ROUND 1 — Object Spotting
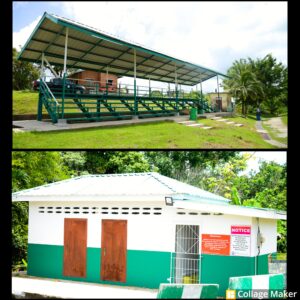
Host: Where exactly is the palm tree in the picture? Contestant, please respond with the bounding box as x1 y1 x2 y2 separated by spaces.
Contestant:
223 59 264 116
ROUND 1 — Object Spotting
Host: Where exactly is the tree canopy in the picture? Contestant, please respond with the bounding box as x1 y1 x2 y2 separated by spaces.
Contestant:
224 54 287 115
13 48 40 90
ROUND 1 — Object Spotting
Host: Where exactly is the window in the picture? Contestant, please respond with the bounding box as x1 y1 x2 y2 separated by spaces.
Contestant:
107 79 113 86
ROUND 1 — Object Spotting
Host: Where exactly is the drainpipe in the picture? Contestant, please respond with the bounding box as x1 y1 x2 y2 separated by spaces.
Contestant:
255 217 261 275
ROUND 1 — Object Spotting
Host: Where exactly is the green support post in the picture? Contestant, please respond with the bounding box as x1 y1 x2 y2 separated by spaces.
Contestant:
37 90 43 121
97 98 100 116
61 73 66 119
134 79 138 115
175 87 179 112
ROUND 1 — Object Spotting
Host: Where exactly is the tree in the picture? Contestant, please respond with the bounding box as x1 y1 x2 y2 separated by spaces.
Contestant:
145 151 238 183
248 54 287 115
13 48 40 90
84 151 151 174
223 59 264 116
12 152 70 266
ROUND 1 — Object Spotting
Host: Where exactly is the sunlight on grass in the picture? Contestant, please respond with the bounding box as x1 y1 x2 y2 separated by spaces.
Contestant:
13 118 275 149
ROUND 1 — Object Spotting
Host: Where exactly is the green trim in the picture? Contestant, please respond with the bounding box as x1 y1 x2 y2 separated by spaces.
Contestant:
27 243 271 297
201 254 255 297
28 243 170 289
257 254 269 274
45 12 59 24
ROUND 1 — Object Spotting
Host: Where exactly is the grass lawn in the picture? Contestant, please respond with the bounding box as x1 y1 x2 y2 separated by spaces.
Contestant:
13 117 275 149
13 90 39 115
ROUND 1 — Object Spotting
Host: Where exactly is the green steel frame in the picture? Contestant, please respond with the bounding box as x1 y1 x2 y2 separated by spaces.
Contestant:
38 81 217 123
19 11 228 123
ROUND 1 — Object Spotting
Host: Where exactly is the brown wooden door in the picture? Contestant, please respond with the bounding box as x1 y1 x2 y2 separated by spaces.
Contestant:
63 218 87 278
101 219 127 282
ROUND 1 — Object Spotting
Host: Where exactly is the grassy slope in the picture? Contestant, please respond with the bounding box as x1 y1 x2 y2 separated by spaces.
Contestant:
13 90 40 115
13 117 275 149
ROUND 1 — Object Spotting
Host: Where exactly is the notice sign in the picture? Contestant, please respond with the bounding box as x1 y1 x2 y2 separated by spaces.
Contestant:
230 225 251 256
202 234 230 256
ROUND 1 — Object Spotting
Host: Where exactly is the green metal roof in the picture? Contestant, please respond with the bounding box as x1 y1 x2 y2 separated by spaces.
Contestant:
17 12 228 86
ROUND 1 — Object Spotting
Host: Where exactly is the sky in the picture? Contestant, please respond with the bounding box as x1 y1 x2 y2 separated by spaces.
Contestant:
242 151 286 174
12 1 287 92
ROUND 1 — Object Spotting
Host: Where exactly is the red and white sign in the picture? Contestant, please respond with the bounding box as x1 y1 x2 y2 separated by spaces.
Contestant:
230 225 251 256
231 226 251 235
202 234 230 256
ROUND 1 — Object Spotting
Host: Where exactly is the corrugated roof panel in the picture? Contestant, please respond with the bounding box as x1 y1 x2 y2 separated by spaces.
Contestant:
18 12 228 85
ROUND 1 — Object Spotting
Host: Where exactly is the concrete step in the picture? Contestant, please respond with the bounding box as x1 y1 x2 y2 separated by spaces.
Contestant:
202 126 213 130
225 121 235 124
234 124 244 127
210 117 222 120
186 123 204 127
216 119 227 122
177 121 196 125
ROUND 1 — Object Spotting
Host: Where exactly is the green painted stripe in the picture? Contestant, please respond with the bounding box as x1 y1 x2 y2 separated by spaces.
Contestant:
27 244 271 297
28 243 170 289
201 254 255 297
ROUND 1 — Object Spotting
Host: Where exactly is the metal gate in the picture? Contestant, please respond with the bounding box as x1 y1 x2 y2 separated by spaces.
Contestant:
170 225 201 284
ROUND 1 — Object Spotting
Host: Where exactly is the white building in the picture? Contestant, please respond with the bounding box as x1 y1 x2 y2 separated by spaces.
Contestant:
12 172 286 296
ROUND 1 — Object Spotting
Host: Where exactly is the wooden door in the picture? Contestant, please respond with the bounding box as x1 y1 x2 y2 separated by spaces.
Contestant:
63 218 87 277
101 219 127 282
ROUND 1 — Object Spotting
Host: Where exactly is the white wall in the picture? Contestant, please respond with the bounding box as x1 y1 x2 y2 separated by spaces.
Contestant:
28 202 277 255
250 218 277 256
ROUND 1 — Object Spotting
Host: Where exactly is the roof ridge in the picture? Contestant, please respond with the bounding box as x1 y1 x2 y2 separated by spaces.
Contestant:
149 173 180 193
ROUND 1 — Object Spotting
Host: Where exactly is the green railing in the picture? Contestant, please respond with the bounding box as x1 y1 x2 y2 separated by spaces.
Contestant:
38 76 223 123
39 78 59 123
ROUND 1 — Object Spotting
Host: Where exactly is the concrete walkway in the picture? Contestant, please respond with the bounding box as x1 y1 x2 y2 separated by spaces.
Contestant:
13 115 189 132
256 120 287 148
264 117 287 138
12 276 158 299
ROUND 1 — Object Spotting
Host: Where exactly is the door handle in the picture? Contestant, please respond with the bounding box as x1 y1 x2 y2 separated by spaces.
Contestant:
103 248 106 256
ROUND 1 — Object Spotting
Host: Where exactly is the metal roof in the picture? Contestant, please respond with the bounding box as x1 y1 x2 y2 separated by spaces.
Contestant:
173 200 286 220
11 172 286 220
17 12 227 86
12 172 230 204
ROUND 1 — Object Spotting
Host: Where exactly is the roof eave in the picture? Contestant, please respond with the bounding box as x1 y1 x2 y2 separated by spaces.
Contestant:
19 12 226 80
173 200 286 220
